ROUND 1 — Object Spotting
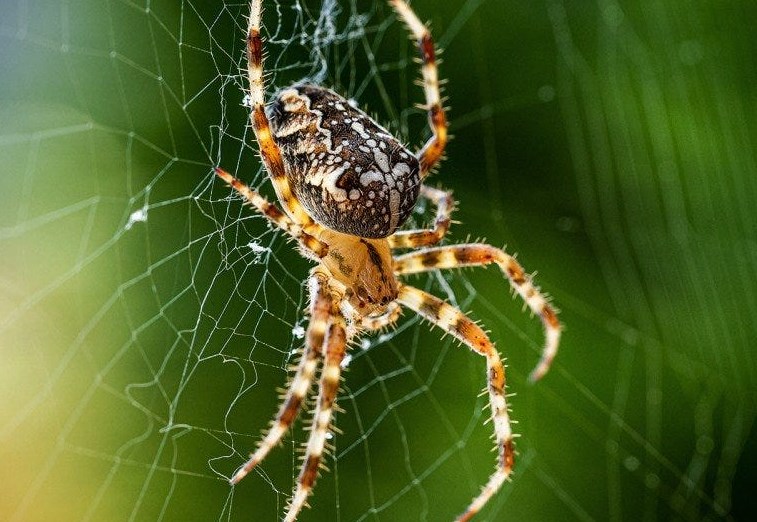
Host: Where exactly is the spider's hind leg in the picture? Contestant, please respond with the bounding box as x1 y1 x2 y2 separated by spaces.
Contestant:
389 0 448 177
388 185 455 249
246 0 315 226
215 167 328 259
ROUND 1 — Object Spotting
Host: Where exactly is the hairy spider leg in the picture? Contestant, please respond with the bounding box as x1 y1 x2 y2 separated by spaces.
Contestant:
388 185 455 249
286 313 348 522
215 167 328 259
396 285 513 522
247 0 316 228
393 244 562 381
230 270 333 485
389 0 448 177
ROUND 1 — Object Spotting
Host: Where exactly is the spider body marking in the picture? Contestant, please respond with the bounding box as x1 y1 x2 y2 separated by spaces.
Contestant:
215 1 563 520
269 84 421 239
318 229 397 314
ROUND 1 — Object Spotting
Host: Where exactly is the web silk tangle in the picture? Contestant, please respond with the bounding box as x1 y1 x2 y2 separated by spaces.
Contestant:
215 1 562 520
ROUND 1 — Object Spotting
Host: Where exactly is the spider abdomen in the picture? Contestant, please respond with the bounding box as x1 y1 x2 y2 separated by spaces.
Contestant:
268 84 421 238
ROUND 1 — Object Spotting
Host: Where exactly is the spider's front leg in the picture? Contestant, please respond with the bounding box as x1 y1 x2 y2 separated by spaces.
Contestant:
388 185 455 249
230 269 333 485
394 244 562 381
286 307 348 522
397 285 513 522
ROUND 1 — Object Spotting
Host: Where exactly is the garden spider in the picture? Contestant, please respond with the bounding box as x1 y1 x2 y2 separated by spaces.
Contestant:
216 0 562 520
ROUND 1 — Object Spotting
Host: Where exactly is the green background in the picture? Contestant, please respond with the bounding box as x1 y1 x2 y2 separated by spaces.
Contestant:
1 0 755 520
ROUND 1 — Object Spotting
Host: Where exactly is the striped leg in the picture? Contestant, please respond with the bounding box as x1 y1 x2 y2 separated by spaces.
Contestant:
286 314 348 521
230 270 333 485
247 0 314 225
397 285 513 522
215 167 328 259
394 244 562 381
389 0 448 177
388 185 455 249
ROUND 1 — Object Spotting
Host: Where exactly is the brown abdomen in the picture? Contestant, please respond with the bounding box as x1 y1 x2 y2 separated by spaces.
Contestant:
268 84 420 238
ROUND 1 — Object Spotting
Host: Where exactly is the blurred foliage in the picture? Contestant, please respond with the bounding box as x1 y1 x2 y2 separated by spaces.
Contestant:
1 0 755 521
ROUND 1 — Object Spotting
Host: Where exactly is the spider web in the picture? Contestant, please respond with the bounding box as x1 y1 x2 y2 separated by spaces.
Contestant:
1 0 756 521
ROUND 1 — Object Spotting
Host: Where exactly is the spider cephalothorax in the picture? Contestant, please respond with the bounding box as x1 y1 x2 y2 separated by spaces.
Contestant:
268 84 421 238
319 230 397 314
216 1 562 521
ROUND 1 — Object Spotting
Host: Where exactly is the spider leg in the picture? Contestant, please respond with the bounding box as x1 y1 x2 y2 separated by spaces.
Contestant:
388 185 455 249
286 309 348 522
396 284 513 522
247 0 315 227
389 0 448 177
393 244 562 381
230 269 333 485
215 167 328 259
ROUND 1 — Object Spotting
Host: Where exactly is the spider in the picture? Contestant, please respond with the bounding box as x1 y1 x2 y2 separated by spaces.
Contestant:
215 0 562 520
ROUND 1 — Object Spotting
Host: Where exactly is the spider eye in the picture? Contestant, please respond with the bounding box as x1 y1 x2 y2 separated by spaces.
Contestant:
356 287 372 304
